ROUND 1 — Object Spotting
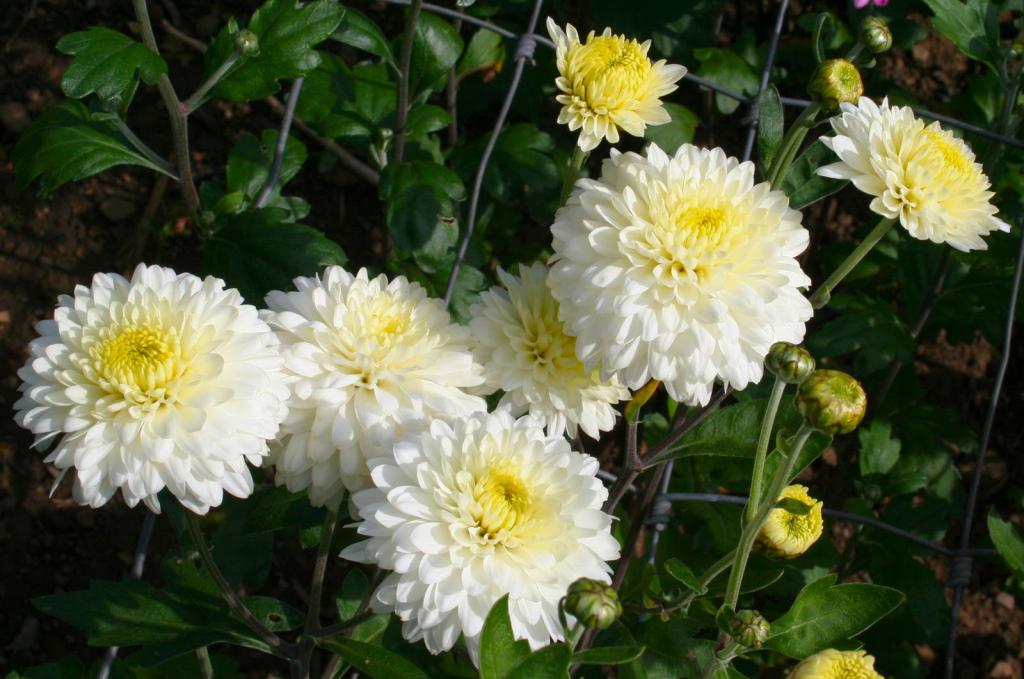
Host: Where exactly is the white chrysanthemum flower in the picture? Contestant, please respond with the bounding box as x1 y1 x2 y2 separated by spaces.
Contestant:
341 410 619 662
468 262 629 439
547 18 686 152
14 264 288 514
549 143 812 405
819 97 1009 252
262 267 485 505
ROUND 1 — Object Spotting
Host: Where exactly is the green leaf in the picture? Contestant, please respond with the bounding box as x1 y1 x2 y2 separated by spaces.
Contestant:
479 595 531 679
758 429 832 497
757 86 784 172
380 160 465 251
506 644 571 679
439 262 486 323
573 646 646 665
335 568 370 621
332 6 395 65
782 139 848 209
858 421 902 476
226 130 307 200
661 399 767 460
644 102 700 154
693 48 758 115
921 0 999 70
776 497 812 515
409 12 464 96
988 509 1024 573
458 29 505 79
12 100 170 190
664 558 707 595
404 104 452 139
315 638 429 679
57 27 167 112
807 295 914 374
204 208 347 303
766 574 904 658
205 0 345 102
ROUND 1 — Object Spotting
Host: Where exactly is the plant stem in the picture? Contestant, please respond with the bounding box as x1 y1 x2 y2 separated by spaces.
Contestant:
745 377 785 524
181 50 241 115
702 641 741 679
392 0 423 164
809 216 896 309
110 113 178 178
603 418 640 514
298 507 340 676
131 0 201 220
766 102 820 189
313 609 378 639
195 647 215 678
185 512 296 657
639 388 730 469
667 549 735 615
560 146 589 204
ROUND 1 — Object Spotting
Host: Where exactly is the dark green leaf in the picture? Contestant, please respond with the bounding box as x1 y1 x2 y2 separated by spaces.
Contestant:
479 595 531 679
757 86 784 172
204 208 347 303
644 102 700 154
664 558 707 594
409 12 463 96
332 7 395 65
506 644 571 679
693 48 758 115
782 139 848 209
766 574 904 658
404 104 452 139
380 161 464 251
439 263 486 323
807 294 914 373
810 13 833 64
858 421 902 476
659 399 767 460
205 0 345 102
758 429 832 497
921 0 999 70
988 509 1024 573
572 646 645 665
12 100 171 190
458 29 505 79
335 568 370 621
776 497 812 515
57 27 167 111
315 638 429 679
226 130 307 200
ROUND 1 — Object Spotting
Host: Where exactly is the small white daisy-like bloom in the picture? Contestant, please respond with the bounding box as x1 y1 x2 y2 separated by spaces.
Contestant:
468 262 629 439
819 97 1009 252
547 18 686 152
14 264 288 514
341 409 619 662
262 267 485 505
549 143 812 405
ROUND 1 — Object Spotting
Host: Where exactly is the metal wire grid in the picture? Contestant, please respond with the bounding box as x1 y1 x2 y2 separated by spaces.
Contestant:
101 1 1021 676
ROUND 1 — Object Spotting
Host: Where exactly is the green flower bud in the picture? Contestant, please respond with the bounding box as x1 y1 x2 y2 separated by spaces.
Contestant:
234 30 260 57
730 609 770 649
564 578 621 630
859 17 893 54
807 59 863 110
765 342 815 385
1013 37 1024 57
796 369 867 435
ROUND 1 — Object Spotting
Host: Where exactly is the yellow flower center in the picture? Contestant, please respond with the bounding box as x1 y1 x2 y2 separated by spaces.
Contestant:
473 468 531 537
827 654 883 678
925 129 972 175
570 35 651 111
782 509 820 541
675 205 729 244
93 324 184 395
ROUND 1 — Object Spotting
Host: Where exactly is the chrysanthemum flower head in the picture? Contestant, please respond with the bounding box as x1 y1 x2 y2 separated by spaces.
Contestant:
469 262 629 438
758 484 824 559
549 143 812 405
262 267 485 506
341 409 619 662
819 97 1009 252
788 648 883 679
14 264 288 514
547 18 686 152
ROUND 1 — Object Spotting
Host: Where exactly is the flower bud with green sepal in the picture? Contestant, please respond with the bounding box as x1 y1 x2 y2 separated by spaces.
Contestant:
765 342 815 384
796 369 867 435
564 578 622 630
859 17 892 54
730 609 770 649
807 59 863 111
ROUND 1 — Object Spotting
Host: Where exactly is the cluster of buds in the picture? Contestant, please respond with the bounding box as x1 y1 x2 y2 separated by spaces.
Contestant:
564 578 622 630
730 609 770 649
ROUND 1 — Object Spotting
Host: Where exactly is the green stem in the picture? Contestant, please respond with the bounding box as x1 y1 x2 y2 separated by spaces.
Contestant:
392 0 423 164
298 507 340 676
745 377 786 525
110 113 178 179
766 103 820 189
667 549 736 615
195 647 215 678
809 216 896 309
181 50 241 115
185 512 296 657
701 641 741 679
560 146 589 204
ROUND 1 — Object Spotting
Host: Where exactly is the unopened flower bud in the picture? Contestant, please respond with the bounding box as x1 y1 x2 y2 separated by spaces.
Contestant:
234 30 260 57
564 578 621 630
765 342 815 384
807 59 863 110
730 609 770 649
1013 37 1024 57
796 369 867 435
757 484 824 559
859 17 893 54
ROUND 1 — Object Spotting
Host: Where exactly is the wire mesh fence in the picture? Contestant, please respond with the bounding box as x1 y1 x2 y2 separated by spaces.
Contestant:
101 2 1023 676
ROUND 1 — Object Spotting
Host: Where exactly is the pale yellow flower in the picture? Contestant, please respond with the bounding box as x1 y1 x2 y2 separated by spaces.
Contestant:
788 649 884 679
546 18 686 152
758 484 824 559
